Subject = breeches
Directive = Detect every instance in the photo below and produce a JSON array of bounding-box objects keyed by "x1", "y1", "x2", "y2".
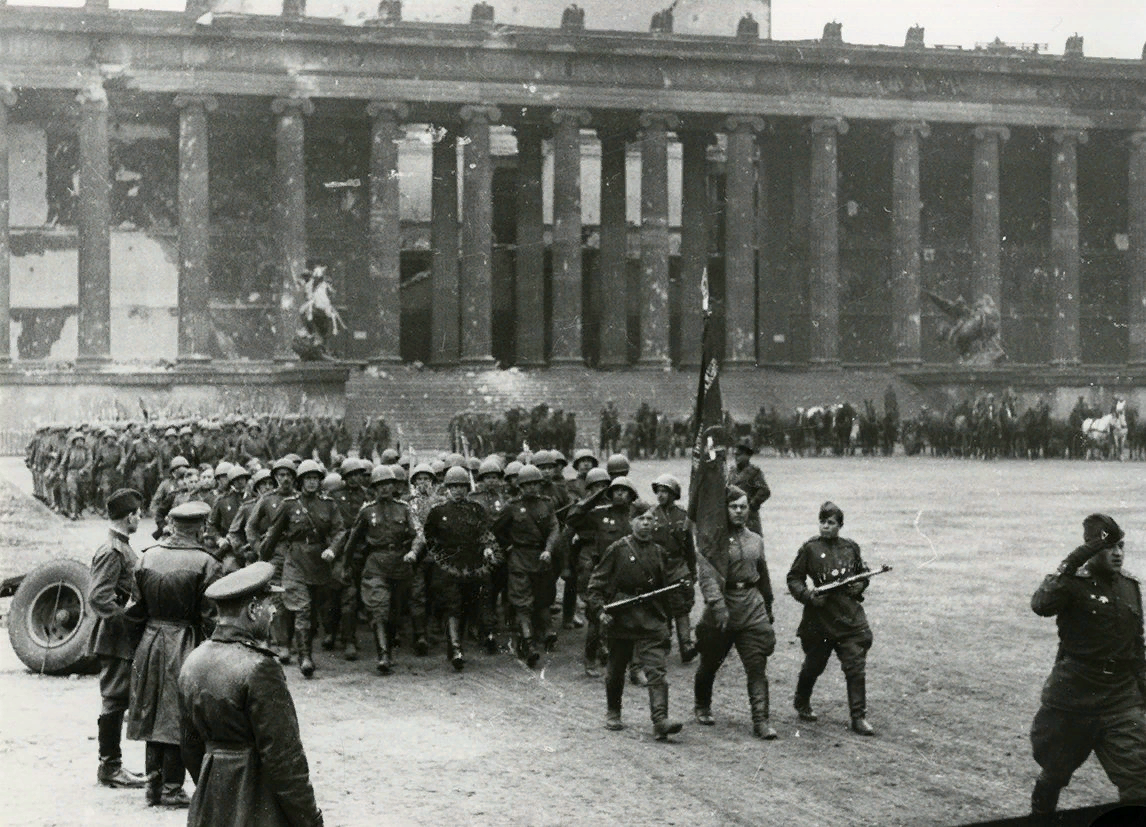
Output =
[
  {"x1": 99, "y1": 656, "x2": 132, "y2": 715},
  {"x1": 361, "y1": 573, "x2": 412, "y2": 626},
  {"x1": 283, "y1": 582, "x2": 337, "y2": 640},
  {"x1": 1030, "y1": 705, "x2": 1146, "y2": 800},
  {"x1": 436, "y1": 570, "x2": 492, "y2": 624},
  {"x1": 799, "y1": 629, "x2": 872, "y2": 680},
  {"x1": 606, "y1": 636, "x2": 669, "y2": 690},
  {"x1": 695, "y1": 623, "x2": 776, "y2": 684},
  {"x1": 507, "y1": 567, "x2": 556, "y2": 615}
]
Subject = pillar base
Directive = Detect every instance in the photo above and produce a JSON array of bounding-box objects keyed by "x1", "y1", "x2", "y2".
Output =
[
  {"x1": 514, "y1": 358, "x2": 547, "y2": 369},
  {"x1": 724, "y1": 359, "x2": 757, "y2": 370},
  {"x1": 598, "y1": 359, "x2": 631, "y2": 370},
  {"x1": 460, "y1": 356, "x2": 497, "y2": 368},
  {"x1": 548, "y1": 357, "x2": 585, "y2": 369},
  {"x1": 635, "y1": 357, "x2": 672, "y2": 371},
  {"x1": 177, "y1": 354, "x2": 212, "y2": 365},
  {"x1": 367, "y1": 356, "x2": 403, "y2": 366},
  {"x1": 807, "y1": 358, "x2": 842, "y2": 370},
  {"x1": 74, "y1": 355, "x2": 112, "y2": 370},
  {"x1": 1050, "y1": 359, "x2": 1081, "y2": 368},
  {"x1": 891, "y1": 358, "x2": 923, "y2": 368}
]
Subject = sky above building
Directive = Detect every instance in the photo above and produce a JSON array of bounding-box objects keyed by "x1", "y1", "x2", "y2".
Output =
[{"x1": 14, "y1": 0, "x2": 1145, "y2": 59}]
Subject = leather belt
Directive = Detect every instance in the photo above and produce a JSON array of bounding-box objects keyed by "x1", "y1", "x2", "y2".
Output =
[
  {"x1": 726, "y1": 580, "x2": 756, "y2": 590},
  {"x1": 148, "y1": 618, "x2": 192, "y2": 629},
  {"x1": 1066, "y1": 654, "x2": 1139, "y2": 676}
]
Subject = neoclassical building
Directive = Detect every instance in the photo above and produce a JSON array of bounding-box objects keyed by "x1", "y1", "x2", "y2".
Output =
[{"x1": 1, "y1": 2, "x2": 1144, "y2": 438}]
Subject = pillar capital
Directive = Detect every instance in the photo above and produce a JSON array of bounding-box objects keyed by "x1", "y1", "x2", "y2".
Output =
[
  {"x1": 459, "y1": 104, "x2": 500, "y2": 125},
  {"x1": 271, "y1": 96, "x2": 314, "y2": 117},
  {"x1": 551, "y1": 108, "x2": 592, "y2": 129},
  {"x1": 723, "y1": 115, "x2": 766, "y2": 135},
  {"x1": 366, "y1": 100, "x2": 408, "y2": 121},
  {"x1": 638, "y1": 111, "x2": 679, "y2": 132},
  {"x1": 173, "y1": 94, "x2": 218, "y2": 113},
  {"x1": 808, "y1": 116, "x2": 848, "y2": 136},
  {"x1": 1052, "y1": 128, "x2": 1088, "y2": 146},
  {"x1": 76, "y1": 82, "x2": 108, "y2": 109},
  {"x1": 973, "y1": 124, "x2": 1010, "y2": 142},
  {"x1": 892, "y1": 120, "x2": 930, "y2": 140}
]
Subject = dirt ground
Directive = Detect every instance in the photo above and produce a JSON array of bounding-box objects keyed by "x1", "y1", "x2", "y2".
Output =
[{"x1": 1, "y1": 454, "x2": 1142, "y2": 827}]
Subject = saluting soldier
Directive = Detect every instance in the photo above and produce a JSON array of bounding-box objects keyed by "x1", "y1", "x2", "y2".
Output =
[
  {"x1": 178, "y1": 562, "x2": 325, "y2": 827},
  {"x1": 258, "y1": 460, "x2": 345, "y2": 678},
  {"x1": 126, "y1": 501, "x2": 222, "y2": 808},
  {"x1": 338, "y1": 464, "x2": 424, "y2": 674},
  {"x1": 650, "y1": 474, "x2": 698, "y2": 664},
  {"x1": 584, "y1": 500, "x2": 682, "y2": 740},
  {"x1": 693, "y1": 485, "x2": 777, "y2": 739},
  {"x1": 87, "y1": 488, "x2": 148, "y2": 789},
  {"x1": 729, "y1": 438, "x2": 771, "y2": 535},
  {"x1": 1029, "y1": 514, "x2": 1146, "y2": 813}
]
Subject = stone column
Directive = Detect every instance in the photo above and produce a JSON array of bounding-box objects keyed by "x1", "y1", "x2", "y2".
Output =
[
  {"x1": 550, "y1": 108, "x2": 591, "y2": 365},
  {"x1": 637, "y1": 112, "x2": 677, "y2": 369},
  {"x1": 366, "y1": 101, "x2": 407, "y2": 364},
  {"x1": 808, "y1": 117, "x2": 847, "y2": 367},
  {"x1": 891, "y1": 121, "x2": 929, "y2": 365},
  {"x1": 431, "y1": 127, "x2": 460, "y2": 365},
  {"x1": 174, "y1": 95, "x2": 216, "y2": 364},
  {"x1": 271, "y1": 97, "x2": 312, "y2": 361},
  {"x1": 459, "y1": 105, "x2": 500, "y2": 366},
  {"x1": 972, "y1": 125, "x2": 1010, "y2": 311},
  {"x1": 1130, "y1": 131, "x2": 1146, "y2": 365},
  {"x1": 514, "y1": 124, "x2": 545, "y2": 366},
  {"x1": 678, "y1": 131, "x2": 712, "y2": 369},
  {"x1": 724, "y1": 116, "x2": 764, "y2": 366},
  {"x1": 598, "y1": 130, "x2": 629, "y2": 367},
  {"x1": 1051, "y1": 128, "x2": 1087, "y2": 365},
  {"x1": 282, "y1": 0, "x2": 305, "y2": 18},
  {"x1": 77, "y1": 83, "x2": 111, "y2": 366},
  {"x1": 0, "y1": 87, "x2": 15, "y2": 365}
]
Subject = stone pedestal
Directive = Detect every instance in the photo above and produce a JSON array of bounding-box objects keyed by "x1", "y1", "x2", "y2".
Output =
[
  {"x1": 367, "y1": 101, "x2": 407, "y2": 364},
  {"x1": 808, "y1": 117, "x2": 846, "y2": 367},
  {"x1": 514, "y1": 124, "x2": 546, "y2": 366},
  {"x1": 175, "y1": 94, "x2": 217, "y2": 364},
  {"x1": 431, "y1": 127, "x2": 460, "y2": 366},
  {"x1": 1050, "y1": 129, "x2": 1086, "y2": 365},
  {"x1": 271, "y1": 97, "x2": 313, "y2": 361},
  {"x1": 891, "y1": 121, "x2": 929, "y2": 365},
  {"x1": 459, "y1": 105, "x2": 500, "y2": 366},
  {"x1": 598, "y1": 131, "x2": 629, "y2": 368},
  {"x1": 637, "y1": 112, "x2": 677, "y2": 369},
  {"x1": 550, "y1": 109, "x2": 591, "y2": 366},
  {"x1": 77, "y1": 84, "x2": 111, "y2": 367}
]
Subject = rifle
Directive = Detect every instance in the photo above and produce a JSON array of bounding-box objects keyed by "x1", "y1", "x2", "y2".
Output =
[
  {"x1": 603, "y1": 581, "x2": 690, "y2": 614},
  {"x1": 556, "y1": 483, "x2": 609, "y2": 519},
  {"x1": 811, "y1": 565, "x2": 892, "y2": 596}
]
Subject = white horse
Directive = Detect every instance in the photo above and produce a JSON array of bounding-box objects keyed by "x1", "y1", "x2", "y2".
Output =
[{"x1": 1081, "y1": 399, "x2": 1128, "y2": 460}]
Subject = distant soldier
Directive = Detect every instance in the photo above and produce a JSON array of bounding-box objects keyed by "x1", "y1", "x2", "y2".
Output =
[
  {"x1": 566, "y1": 448, "x2": 598, "y2": 500},
  {"x1": 1029, "y1": 514, "x2": 1146, "y2": 813},
  {"x1": 122, "y1": 424, "x2": 161, "y2": 506},
  {"x1": 61, "y1": 431, "x2": 93, "y2": 520},
  {"x1": 258, "y1": 460, "x2": 346, "y2": 678},
  {"x1": 150, "y1": 456, "x2": 189, "y2": 539},
  {"x1": 178, "y1": 562, "x2": 325, "y2": 827},
  {"x1": 126, "y1": 501, "x2": 222, "y2": 808},
  {"x1": 650, "y1": 474, "x2": 698, "y2": 664},
  {"x1": 87, "y1": 488, "x2": 148, "y2": 789},
  {"x1": 729, "y1": 438, "x2": 771, "y2": 535},
  {"x1": 177, "y1": 426, "x2": 198, "y2": 467},
  {"x1": 239, "y1": 421, "x2": 272, "y2": 466}
]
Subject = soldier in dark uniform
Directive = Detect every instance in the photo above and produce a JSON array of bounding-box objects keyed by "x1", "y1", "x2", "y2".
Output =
[
  {"x1": 651, "y1": 473, "x2": 698, "y2": 663},
  {"x1": 258, "y1": 460, "x2": 345, "y2": 678},
  {"x1": 332, "y1": 458, "x2": 372, "y2": 660},
  {"x1": 247, "y1": 458, "x2": 298, "y2": 662},
  {"x1": 93, "y1": 429, "x2": 124, "y2": 517},
  {"x1": 178, "y1": 561, "x2": 324, "y2": 827},
  {"x1": 88, "y1": 488, "x2": 148, "y2": 789},
  {"x1": 693, "y1": 485, "x2": 777, "y2": 739},
  {"x1": 238, "y1": 420, "x2": 272, "y2": 465},
  {"x1": 126, "y1": 501, "x2": 222, "y2": 807},
  {"x1": 470, "y1": 457, "x2": 510, "y2": 643},
  {"x1": 729, "y1": 438, "x2": 771, "y2": 535},
  {"x1": 786, "y1": 501, "x2": 876, "y2": 736},
  {"x1": 338, "y1": 464, "x2": 424, "y2": 674},
  {"x1": 223, "y1": 467, "x2": 274, "y2": 568},
  {"x1": 566, "y1": 448, "x2": 598, "y2": 500},
  {"x1": 61, "y1": 431, "x2": 93, "y2": 519},
  {"x1": 151, "y1": 456, "x2": 189, "y2": 539},
  {"x1": 585, "y1": 500, "x2": 683, "y2": 740},
  {"x1": 1029, "y1": 514, "x2": 1146, "y2": 813},
  {"x1": 122, "y1": 424, "x2": 160, "y2": 508},
  {"x1": 492, "y1": 465, "x2": 560, "y2": 666},
  {"x1": 207, "y1": 465, "x2": 250, "y2": 574},
  {"x1": 559, "y1": 467, "x2": 611, "y2": 674},
  {"x1": 405, "y1": 463, "x2": 440, "y2": 655}
]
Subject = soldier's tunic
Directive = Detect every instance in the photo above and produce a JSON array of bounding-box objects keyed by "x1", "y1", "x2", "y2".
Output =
[
  {"x1": 331, "y1": 484, "x2": 370, "y2": 646},
  {"x1": 729, "y1": 461, "x2": 771, "y2": 535},
  {"x1": 567, "y1": 501, "x2": 631, "y2": 662},
  {"x1": 93, "y1": 440, "x2": 124, "y2": 510},
  {"x1": 87, "y1": 528, "x2": 141, "y2": 714},
  {"x1": 422, "y1": 499, "x2": 499, "y2": 626},
  {"x1": 179, "y1": 626, "x2": 324, "y2": 827},
  {"x1": 62, "y1": 440, "x2": 92, "y2": 517},
  {"x1": 151, "y1": 477, "x2": 181, "y2": 538},
  {"x1": 340, "y1": 497, "x2": 423, "y2": 627},
  {"x1": 224, "y1": 495, "x2": 260, "y2": 566},
  {"x1": 405, "y1": 490, "x2": 440, "y2": 624},
  {"x1": 208, "y1": 490, "x2": 245, "y2": 574},
  {"x1": 1030, "y1": 558, "x2": 1146, "y2": 799},
  {"x1": 492, "y1": 493, "x2": 560, "y2": 634},
  {"x1": 246, "y1": 491, "x2": 292, "y2": 579},
  {"x1": 650, "y1": 503, "x2": 696, "y2": 618},
  {"x1": 469, "y1": 484, "x2": 510, "y2": 625},
  {"x1": 124, "y1": 435, "x2": 160, "y2": 505}
]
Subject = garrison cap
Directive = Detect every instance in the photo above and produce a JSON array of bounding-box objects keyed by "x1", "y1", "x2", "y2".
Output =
[
  {"x1": 630, "y1": 500, "x2": 654, "y2": 517},
  {"x1": 169, "y1": 501, "x2": 211, "y2": 522},
  {"x1": 107, "y1": 488, "x2": 143, "y2": 520},
  {"x1": 204, "y1": 560, "x2": 282, "y2": 602}
]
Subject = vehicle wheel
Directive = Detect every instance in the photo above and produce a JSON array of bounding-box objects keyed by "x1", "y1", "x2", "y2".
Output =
[{"x1": 8, "y1": 558, "x2": 98, "y2": 675}]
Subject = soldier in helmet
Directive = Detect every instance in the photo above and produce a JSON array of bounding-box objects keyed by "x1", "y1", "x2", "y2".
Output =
[
  {"x1": 567, "y1": 448, "x2": 598, "y2": 500},
  {"x1": 559, "y1": 467, "x2": 612, "y2": 674},
  {"x1": 337, "y1": 464, "x2": 425, "y2": 674},
  {"x1": 730, "y1": 438, "x2": 771, "y2": 535},
  {"x1": 605, "y1": 453, "x2": 630, "y2": 480},
  {"x1": 223, "y1": 467, "x2": 274, "y2": 567},
  {"x1": 423, "y1": 466, "x2": 501, "y2": 667},
  {"x1": 405, "y1": 462, "x2": 440, "y2": 655},
  {"x1": 61, "y1": 431, "x2": 93, "y2": 520},
  {"x1": 239, "y1": 421, "x2": 271, "y2": 466},
  {"x1": 258, "y1": 460, "x2": 345, "y2": 678},
  {"x1": 651, "y1": 474, "x2": 698, "y2": 663},
  {"x1": 332, "y1": 458, "x2": 372, "y2": 660},
  {"x1": 470, "y1": 458, "x2": 509, "y2": 638},
  {"x1": 492, "y1": 465, "x2": 560, "y2": 666},
  {"x1": 93, "y1": 429, "x2": 125, "y2": 518},
  {"x1": 151, "y1": 456, "x2": 190, "y2": 538},
  {"x1": 208, "y1": 465, "x2": 252, "y2": 575},
  {"x1": 121, "y1": 423, "x2": 161, "y2": 507}
]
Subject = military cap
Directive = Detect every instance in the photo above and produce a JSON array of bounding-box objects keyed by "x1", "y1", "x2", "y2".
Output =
[
  {"x1": 630, "y1": 500, "x2": 654, "y2": 518},
  {"x1": 339, "y1": 457, "x2": 359, "y2": 476},
  {"x1": 532, "y1": 450, "x2": 555, "y2": 468},
  {"x1": 272, "y1": 457, "x2": 298, "y2": 474},
  {"x1": 445, "y1": 453, "x2": 466, "y2": 469},
  {"x1": 169, "y1": 501, "x2": 211, "y2": 522},
  {"x1": 204, "y1": 560, "x2": 282, "y2": 602},
  {"x1": 517, "y1": 465, "x2": 543, "y2": 485},
  {"x1": 1083, "y1": 513, "x2": 1124, "y2": 548},
  {"x1": 605, "y1": 454, "x2": 630, "y2": 477},
  {"x1": 251, "y1": 468, "x2": 273, "y2": 488},
  {"x1": 444, "y1": 466, "x2": 471, "y2": 486},
  {"x1": 370, "y1": 465, "x2": 397, "y2": 485},
  {"x1": 572, "y1": 448, "x2": 598, "y2": 468},
  {"x1": 107, "y1": 488, "x2": 143, "y2": 521},
  {"x1": 652, "y1": 474, "x2": 682, "y2": 499},
  {"x1": 477, "y1": 457, "x2": 503, "y2": 478},
  {"x1": 296, "y1": 459, "x2": 324, "y2": 478}
]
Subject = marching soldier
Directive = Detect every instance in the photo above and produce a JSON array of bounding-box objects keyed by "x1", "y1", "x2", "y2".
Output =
[
  {"x1": 786, "y1": 501, "x2": 876, "y2": 736},
  {"x1": 247, "y1": 457, "x2": 298, "y2": 662},
  {"x1": 126, "y1": 501, "x2": 222, "y2": 807},
  {"x1": 585, "y1": 500, "x2": 683, "y2": 740},
  {"x1": 492, "y1": 465, "x2": 560, "y2": 666},
  {"x1": 178, "y1": 562, "x2": 325, "y2": 827},
  {"x1": 693, "y1": 485, "x2": 777, "y2": 739},
  {"x1": 207, "y1": 465, "x2": 251, "y2": 574},
  {"x1": 566, "y1": 448, "x2": 598, "y2": 500},
  {"x1": 730, "y1": 438, "x2": 771, "y2": 535},
  {"x1": 650, "y1": 474, "x2": 698, "y2": 664},
  {"x1": 93, "y1": 429, "x2": 124, "y2": 517},
  {"x1": 560, "y1": 467, "x2": 612, "y2": 675},
  {"x1": 223, "y1": 467, "x2": 274, "y2": 568},
  {"x1": 87, "y1": 488, "x2": 148, "y2": 789},
  {"x1": 405, "y1": 463, "x2": 440, "y2": 655},
  {"x1": 151, "y1": 456, "x2": 189, "y2": 539},
  {"x1": 332, "y1": 457, "x2": 372, "y2": 660},
  {"x1": 61, "y1": 431, "x2": 93, "y2": 520},
  {"x1": 1029, "y1": 514, "x2": 1146, "y2": 813},
  {"x1": 121, "y1": 423, "x2": 160, "y2": 507},
  {"x1": 423, "y1": 466, "x2": 501, "y2": 667},
  {"x1": 258, "y1": 460, "x2": 345, "y2": 678},
  {"x1": 338, "y1": 464, "x2": 424, "y2": 674}
]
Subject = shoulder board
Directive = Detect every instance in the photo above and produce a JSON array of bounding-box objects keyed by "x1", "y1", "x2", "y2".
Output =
[{"x1": 1118, "y1": 569, "x2": 1140, "y2": 584}]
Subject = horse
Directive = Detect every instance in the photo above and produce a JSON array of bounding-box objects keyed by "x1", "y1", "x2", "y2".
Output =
[{"x1": 1081, "y1": 400, "x2": 1128, "y2": 460}]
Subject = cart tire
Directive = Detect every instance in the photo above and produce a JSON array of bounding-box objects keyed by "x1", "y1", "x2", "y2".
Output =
[{"x1": 8, "y1": 558, "x2": 98, "y2": 675}]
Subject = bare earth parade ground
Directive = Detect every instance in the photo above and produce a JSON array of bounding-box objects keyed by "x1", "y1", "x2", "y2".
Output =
[{"x1": 1, "y1": 455, "x2": 1142, "y2": 827}]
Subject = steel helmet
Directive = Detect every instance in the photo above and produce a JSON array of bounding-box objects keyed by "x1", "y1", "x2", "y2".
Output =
[
  {"x1": 322, "y1": 472, "x2": 344, "y2": 493},
  {"x1": 605, "y1": 453, "x2": 630, "y2": 477},
  {"x1": 359, "y1": 458, "x2": 375, "y2": 475},
  {"x1": 503, "y1": 461, "x2": 523, "y2": 479},
  {"x1": 466, "y1": 456, "x2": 481, "y2": 473},
  {"x1": 296, "y1": 459, "x2": 324, "y2": 479},
  {"x1": 607, "y1": 476, "x2": 638, "y2": 497},
  {"x1": 585, "y1": 468, "x2": 611, "y2": 487},
  {"x1": 380, "y1": 448, "x2": 400, "y2": 465},
  {"x1": 410, "y1": 463, "x2": 435, "y2": 483},
  {"x1": 652, "y1": 474, "x2": 682, "y2": 499},
  {"x1": 272, "y1": 457, "x2": 298, "y2": 475},
  {"x1": 283, "y1": 453, "x2": 303, "y2": 466},
  {"x1": 477, "y1": 457, "x2": 503, "y2": 478},
  {"x1": 550, "y1": 450, "x2": 567, "y2": 467},
  {"x1": 398, "y1": 454, "x2": 413, "y2": 469},
  {"x1": 515, "y1": 451, "x2": 532, "y2": 465},
  {"x1": 251, "y1": 468, "x2": 273, "y2": 488},
  {"x1": 339, "y1": 457, "x2": 359, "y2": 476},
  {"x1": 516, "y1": 464, "x2": 543, "y2": 485},
  {"x1": 215, "y1": 461, "x2": 235, "y2": 479},
  {"x1": 169, "y1": 456, "x2": 190, "y2": 472},
  {"x1": 370, "y1": 465, "x2": 398, "y2": 485},
  {"x1": 445, "y1": 453, "x2": 466, "y2": 469},
  {"x1": 532, "y1": 449, "x2": 555, "y2": 467},
  {"x1": 227, "y1": 465, "x2": 252, "y2": 484},
  {"x1": 430, "y1": 459, "x2": 447, "y2": 477},
  {"x1": 390, "y1": 465, "x2": 408, "y2": 483},
  {"x1": 444, "y1": 466, "x2": 471, "y2": 486},
  {"x1": 573, "y1": 448, "x2": 598, "y2": 467}
]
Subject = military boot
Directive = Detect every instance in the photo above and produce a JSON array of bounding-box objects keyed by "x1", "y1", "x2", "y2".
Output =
[
  {"x1": 519, "y1": 617, "x2": 540, "y2": 667},
  {"x1": 846, "y1": 674, "x2": 875, "y2": 736},
  {"x1": 794, "y1": 669, "x2": 819, "y2": 721},
  {"x1": 605, "y1": 672, "x2": 625, "y2": 730},
  {"x1": 675, "y1": 616, "x2": 697, "y2": 664},
  {"x1": 649, "y1": 685, "x2": 683, "y2": 741},
  {"x1": 143, "y1": 744, "x2": 163, "y2": 806},
  {"x1": 159, "y1": 785, "x2": 191, "y2": 808},
  {"x1": 447, "y1": 617, "x2": 465, "y2": 671},
  {"x1": 748, "y1": 677, "x2": 777, "y2": 740},
  {"x1": 298, "y1": 633, "x2": 316, "y2": 678},
  {"x1": 373, "y1": 622, "x2": 392, "y2": 675},
  {"x1": 343, "y1": 639, "x2": 359, "y2": 661},
  {"x1": 1030, "y1": 775, "x2": 1063, "y2": 815},
  {"x1": 96, "y1": 713, "x2": 146, "y2": 788}
]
